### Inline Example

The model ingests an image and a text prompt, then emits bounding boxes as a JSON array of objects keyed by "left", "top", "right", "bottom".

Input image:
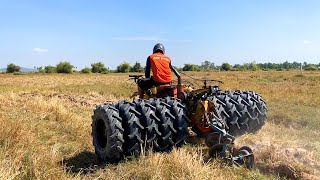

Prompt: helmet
[{"left": 153, "top": 43, "right": 165, "bottom": 54}]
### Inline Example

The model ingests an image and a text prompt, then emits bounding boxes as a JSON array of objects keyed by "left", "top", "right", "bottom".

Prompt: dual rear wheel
[
  {"left": 205, "top": 90, "right": 267, "bottom": 136},
  {"left": 91, "top": 98, "right": 189, "bottom": 163}
]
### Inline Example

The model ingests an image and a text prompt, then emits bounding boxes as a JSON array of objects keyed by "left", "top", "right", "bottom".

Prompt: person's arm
[
  {"left": 170, "top": 61, "right": 182, "bottom": 93},
  {"left": 169, "top": 62, "right": 180, "bottom": 78},
  {"left": 145, "top": 56, "right": 151, "bottom": 78}
]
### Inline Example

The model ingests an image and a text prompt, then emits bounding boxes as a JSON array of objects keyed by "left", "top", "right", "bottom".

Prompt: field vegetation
[{"left": 0, "top": 71, "right": 319, "bottom": 179}]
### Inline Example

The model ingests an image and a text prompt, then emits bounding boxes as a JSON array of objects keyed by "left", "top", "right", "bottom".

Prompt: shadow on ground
[{"left": 61, "top": 150, "right": 105, "bottom": 174}]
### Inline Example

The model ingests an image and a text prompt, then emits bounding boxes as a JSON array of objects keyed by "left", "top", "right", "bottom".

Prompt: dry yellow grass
[{"left": 0, "top": 71, "right": 319, "bottom": 179}]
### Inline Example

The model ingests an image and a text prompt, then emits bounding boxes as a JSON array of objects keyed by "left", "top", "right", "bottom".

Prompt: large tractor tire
[
  {"left": 244, "top": 90, "right": 268, "bottom": 131},
  {"left": 215, "top": 91, "right": 267, "bottom": 136},
  {"left": 163, "top": 97, "right": 189, "bottom": 147},
  {"left": 149, "top": 98, "right": 176, "bottom": 152},
  {"left": 92, "top": 104, "right": 124, "bottom": 163},
  {"left": 92, "top": 98, "right": 190, "bottom": 162},
  {"left": 133, "top": 99, "right": 161, "bottom": 150},
  {"left": 116, "top": 101, "right": 143, "bottom": 156}
]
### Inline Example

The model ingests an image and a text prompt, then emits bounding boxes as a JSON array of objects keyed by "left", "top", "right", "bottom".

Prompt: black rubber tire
[
  {"left": 205, "top": 132, "right": 221, "bottom": 147},
  {"left": 163, "top": 97, "right": 189, "bottom": 147},
  {"left": 215, "top": 92, "right": 246, "bottom": 135},
  {"left": 208, "top": 143, "right": 224, "bottom": 158},
  {"left": 215, "top": 91, "right": 267, "bottom": 136},
  {"left": 91, "top": 104, "right": 124, "bottom": 163},
  {"left": 116, "top": 101, "right": 144, "bottom": 156},
  {"left": 148, "top": 98, "right": 176, "bottom": 152},
  {"left": 133, "top": 99, "right": 161, "bottom": 150},
  {"left": 243, "top": 91, "right": 268, "bottom": 132},
  {"left": 235, "top": 146, "right": 254, "bottom": 169}
]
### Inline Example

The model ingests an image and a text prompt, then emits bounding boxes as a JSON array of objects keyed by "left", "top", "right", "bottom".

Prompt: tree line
[
  {"left": 4, "top": 61, "right": 144, "bottom": 73},
  {"left": 181, "top": 61, "right": 319, "bottom": 71},
  {"left": 4, "top": 60, "right": 320, "bottom": 74}
]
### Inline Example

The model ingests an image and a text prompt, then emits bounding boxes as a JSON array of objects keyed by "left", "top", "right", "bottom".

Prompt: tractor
[{"left": 91, "top": 71, "right": 267, "bottom": 168}]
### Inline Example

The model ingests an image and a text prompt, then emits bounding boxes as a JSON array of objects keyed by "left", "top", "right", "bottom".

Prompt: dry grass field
[{"left": 0, "top": 71, "right": 320, "bottom": 179}]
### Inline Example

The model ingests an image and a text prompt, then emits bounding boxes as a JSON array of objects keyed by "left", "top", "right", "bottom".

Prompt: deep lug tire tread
[
  {"left": 214, "top": 91, "right": 267, "bottom": 136},
  {"left": 133, "top": 99, "right": 161, "bottom": 150},
  {"left": 148, "top": 98, "right": 176, "bottom": 152},
  {"left": 163, "top": 97, "right": 189, "bottom": 147},
  {"left": 91, "top": 104, "right": 124, "bottom": 163},
  {"left": 116, "top": 101, "right": 144, "bottom": 156}
]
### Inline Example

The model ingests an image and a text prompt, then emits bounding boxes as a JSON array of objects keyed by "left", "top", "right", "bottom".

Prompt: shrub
[
  {"left": 81, "top": 67, "right": 91, "bottom": 73},
  {"left": 56, "top": 61, "right": 74, "bottom": 73},
  {"left": 131, "top": 62, "right": 144, "bottom": 72},
  {"left": 44, "top": 66, "right": 57, "bottom": 73},
  {"left": 182, "top": 64, "right": 199, "bottom": 71},
  {"left": 6, "top": 63, "right": 21, "bottom": 73},
  {"left": 233, "top": 64, "right": 242, "bottom": 71},
  {"left": 304, "top": 65, "right": 318, "bottom": 71},
  {"left": 91, "top": 62, "right": 108, "bottom": 73},
  {"left": 221, "top": 63, "right": 233, "bottom": 71},
  {"left": 117, "top": 62, "right": 132, "bottom": 73},
  {"left": 37, "top": 67, "right": 45, "bottom": 73},
  {"left": 248, "top": 63, "right": 259, "bottom": 71},
  {"left": 13, "top": 72, "right": 25, "bottom": 75}
]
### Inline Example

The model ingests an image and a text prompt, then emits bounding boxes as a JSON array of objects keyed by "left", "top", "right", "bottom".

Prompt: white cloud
[
  {"left": 33, "top": 48, "right": 48, "bottom": 53},
  {"left": 303, "top": 40, "right": 312, "bottom": 44}
]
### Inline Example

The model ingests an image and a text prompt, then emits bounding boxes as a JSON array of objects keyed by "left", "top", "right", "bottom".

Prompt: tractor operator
[
  {"left": 137, "top": 43, "right": 179, "bottom": 98},
  {"left": 138, "top": 43, "right": 196, "bottom": 136}
]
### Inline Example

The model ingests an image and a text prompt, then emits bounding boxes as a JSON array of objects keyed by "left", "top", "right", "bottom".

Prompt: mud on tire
[{"left": 91, "top": 104, "right": 124, "bottom": 163}]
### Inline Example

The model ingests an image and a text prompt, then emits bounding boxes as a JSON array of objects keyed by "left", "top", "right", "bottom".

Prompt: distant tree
[
  {"left": 200, "top": 60, "right": 215, "bottom": 70},
  {"left": 36, "top": 66, "right": 45, "bottom": 73},
  {"left": 220, "top": 63, "right": 233, "bottom": 71},
  {"left": 233, "top": 64, "right": 242, "bottom": 71},
  {"left": 117, "top": 62, "right": 132, "bottom": 73},
  {"left": 292, "top": 61, "right": 301, "bottom": 69},
  {"left": 248, "top": 62, "right": 259, "bottom": 71},
  {"left": 131, "top": 62, "right": 144, "bottom": 72},
  {"left": 6, "top": 63, "right": 21, "bottom": 73},
  {"left": 91, "top": 62, "right": 108, "bottom": 73},
  {"left": 182, "top": 64, "right": 199, "bottom": 71},
  {"left": 56, "top": 61, "right": 74, "bottom": 73},
  {"left": 173, "top": 66, "right": 182, "bottom": 71},
  {"left": 44, "top": 66, "right": 57, "bottom": 73},
  {"left": 282, "top": 61, "right": 292, "bottom": 69},
  {"left": 81, "top": 67, "right": 91, "bottom": 73}
]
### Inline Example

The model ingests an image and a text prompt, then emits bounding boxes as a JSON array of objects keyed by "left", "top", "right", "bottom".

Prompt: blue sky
[{"left": 1, "top": 0, "right": 319, "bottom": 69}]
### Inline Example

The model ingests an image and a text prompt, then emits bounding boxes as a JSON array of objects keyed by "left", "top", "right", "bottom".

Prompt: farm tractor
[{"left": 91, "top": 71, "right": 267, "bottom": 168}]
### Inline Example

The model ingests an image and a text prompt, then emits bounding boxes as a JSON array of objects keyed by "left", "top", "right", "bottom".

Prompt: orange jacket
[{"left": 145, "top": 53, "right": 172, "bottom": 83}]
